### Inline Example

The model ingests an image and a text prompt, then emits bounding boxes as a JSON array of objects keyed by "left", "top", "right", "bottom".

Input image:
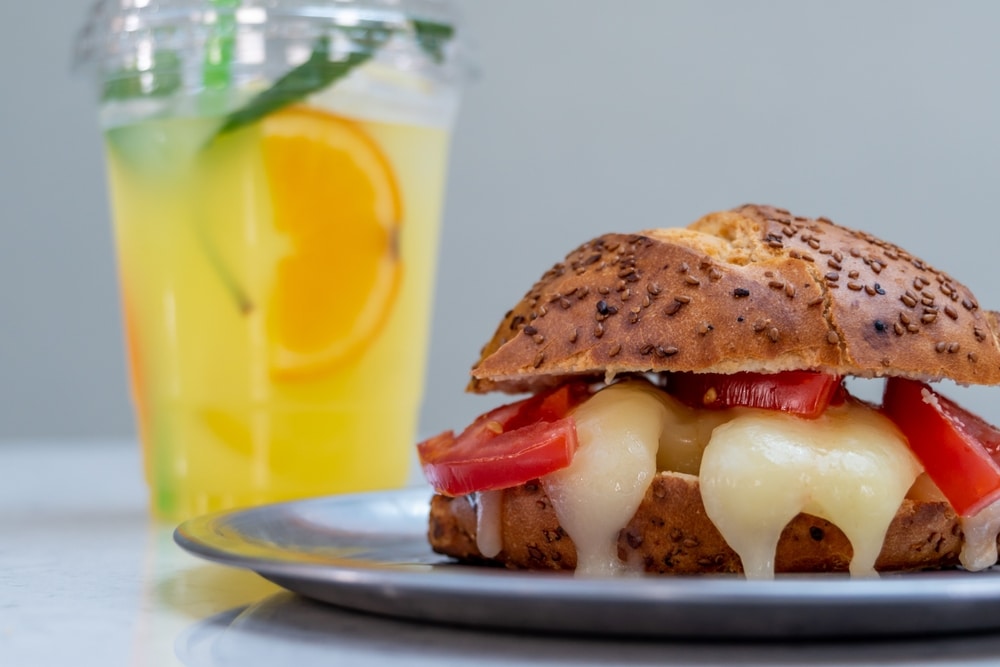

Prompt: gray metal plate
[{"left": 175, "top": 487, "right": 1000, "bottom": 639}]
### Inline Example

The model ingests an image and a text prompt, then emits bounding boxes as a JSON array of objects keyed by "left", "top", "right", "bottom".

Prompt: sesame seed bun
[{"left": 469, "top": 204, "right": 1000, "bottom": 394}]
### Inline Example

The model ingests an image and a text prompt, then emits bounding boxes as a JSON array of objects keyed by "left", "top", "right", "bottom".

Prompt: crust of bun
[
  {"left": 428, "top": 472, "right": 966, "bottom": 574},
  {"left": 469, "top": 204, "right": 1000, "bottom": 394}
]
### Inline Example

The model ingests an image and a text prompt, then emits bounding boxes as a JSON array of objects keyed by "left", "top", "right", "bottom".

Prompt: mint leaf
[
  {"left": 413, "top": 20, "right": 455, "bottom": 65},
  {"left": 102, "top": 50, "right": 182, "bottom": 101},
  {"left": 213, "top": 36, "right": 371, "bottom": 138}
]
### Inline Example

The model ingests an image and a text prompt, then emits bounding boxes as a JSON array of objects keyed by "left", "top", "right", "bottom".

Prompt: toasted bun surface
[
  {"left": 470, "top": 204, "right": 1000, "bottom": 394},
  {"left": 428, "top": 473, "right": 964, "bottom": 574}
]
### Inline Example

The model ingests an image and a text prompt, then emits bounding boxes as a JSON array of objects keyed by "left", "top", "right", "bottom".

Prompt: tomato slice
[
  {"left": 417, "top": 382, "right": 591, "bottom": 496},
  {"left": 665, "top": 371, "right": 843, "bottom": 419},
  {"left": 882, "top": 377, "right": 1000, "bottom": 517}
]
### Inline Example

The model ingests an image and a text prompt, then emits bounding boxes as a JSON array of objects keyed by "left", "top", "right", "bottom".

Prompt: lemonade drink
[{"left": 82, "top": 3, "right": 464, "bottom": 521}]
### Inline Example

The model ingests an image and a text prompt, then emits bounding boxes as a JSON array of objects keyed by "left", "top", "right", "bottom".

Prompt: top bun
[{"left": 470, "top": 204, "right": 1000, "bottom": 394}]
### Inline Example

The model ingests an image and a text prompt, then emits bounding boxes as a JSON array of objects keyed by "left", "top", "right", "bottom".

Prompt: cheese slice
[
  {"left": 699, "top": 403, "right": 923, "bottom": 579},
  {"left": 542, "top": 380, "right": 666, "bottom": 576}
]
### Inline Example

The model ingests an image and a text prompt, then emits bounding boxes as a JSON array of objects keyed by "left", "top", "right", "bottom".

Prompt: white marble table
[{"left": 6, "top": 438, "right": 1000, "bottom": 666}]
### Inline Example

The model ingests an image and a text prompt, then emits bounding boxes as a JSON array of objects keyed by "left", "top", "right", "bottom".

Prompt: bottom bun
[{"left": 428, "top": 471, "right": 966, "bottom": 574}]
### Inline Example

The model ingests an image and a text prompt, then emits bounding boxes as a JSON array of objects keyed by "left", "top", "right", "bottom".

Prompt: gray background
[{"left": 2, "top": 0, "right": 999, "bottom": 443}]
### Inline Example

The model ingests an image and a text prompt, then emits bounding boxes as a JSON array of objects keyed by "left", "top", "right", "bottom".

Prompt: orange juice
[{"left": 104, "top": 102, "right": 452, "bottom": 520}]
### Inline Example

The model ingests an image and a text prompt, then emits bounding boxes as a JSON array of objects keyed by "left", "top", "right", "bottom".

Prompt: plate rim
[{"left": 173, "top": 486, "right": 1000, "bottom": 639}]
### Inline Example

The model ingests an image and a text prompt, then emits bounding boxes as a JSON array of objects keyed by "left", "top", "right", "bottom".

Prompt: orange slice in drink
[{"left": 261, "top": 106, "right": 402, "bottom": 380}]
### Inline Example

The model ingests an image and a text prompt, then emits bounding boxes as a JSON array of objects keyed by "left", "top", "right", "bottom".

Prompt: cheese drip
[
  {"left": 959, "top": 498, "right": 1000, "bottom": 571},
  {"left": 699, "top": 403, "right": 923, "bottom": 579},
  {"left": 475, "top": 489, "right": 504, "bottom": 558},
  {"left": 542, "top": 381, "right": 665, "bottom": 576}
]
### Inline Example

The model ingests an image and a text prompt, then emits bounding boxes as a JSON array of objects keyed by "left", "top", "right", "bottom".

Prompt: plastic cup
[{"left": 75, "top": 0, "right": 466, "bottom": 521}]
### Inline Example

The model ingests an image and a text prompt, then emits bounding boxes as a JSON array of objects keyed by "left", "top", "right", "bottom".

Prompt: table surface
[{"left": 7, "top": 439, "right": 1000, "bottom": 667}]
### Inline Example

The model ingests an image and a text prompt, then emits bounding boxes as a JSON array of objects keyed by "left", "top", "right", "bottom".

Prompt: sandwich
[{"left": 417, "top": 204, "right": 1000, "bottom": 578}]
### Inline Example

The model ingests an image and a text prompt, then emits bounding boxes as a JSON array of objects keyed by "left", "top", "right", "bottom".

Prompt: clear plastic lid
[{"left": 74, "top": 0, "right": 467, "bottom": 123}]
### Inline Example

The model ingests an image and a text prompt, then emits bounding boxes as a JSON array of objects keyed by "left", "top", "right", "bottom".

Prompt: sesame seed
[
  {"left": 900, "top": 312, "right": 911, "bottom": 325},
  {"left": 608, "top": 342, "right": 622, "bottom": 357},
  {"left": 807, "top": 296, "right": 824, "bottom": 307},
  {"left": 833, "top": 251, "right": 844, "bottom": 262},
  {"left": 828, "top": 259, "right": 842, "bottom": 271},
  {"left": 808, "top": 238, "right": 821, "bottom": 250},
  {"left": 768, "top": 279, "right": 785, "bottom": 289},
  {"left": 848, "top": 282, "right": 863, "bottom": 291},
  {"left": 785, "top": 283, "right": 796, "bottom": 298},
  {"left": 569, "top": 327, "right": 579, "bottom": 343},
  {"left": 647, "top": 282, "right": 662, "bottom": 296},
  {"left": 789, "top": 250, "right": 801, "bottom": 259},
  {"left": 825, "top": 271, "right": 840, "bottom": 282},
  {"left": 801, "top": 253, "right": 815, "bottom": 262},
  {"left": 523, "top": 325, "right": 538, "bottom": 336},
  {"left": 675, "top": 295, "right": 692, "bottom": 304},
  {"left": 709, "top": 268, "right": 723, "bottom": 281},
  {"left": 907, "top": 324, "right": 920, "bottom": 333},
  {"left": 486, "top": 420, "right": 504, "bottom": 434},
  {"left": 949, "top": 342, "right": 961, "bottom": 353},
  {"left": 640, "top": 344, "right": 654, "bottom": 355},
  {"left": 598, "top": 286, "right": 610, "bottom": 295},
  {"left": 974, "top": 326, "right": 986, "bottom": 342},
  {"left": 659, "top": 345, "right": 679, "bottom": 357},
  {"left": 848, "top": 270, "right": 860, "bottom": 279},
  {"left": 894, "top": 322, "right": 905, "bottom": 335},
  {"left": 827, "top": 330, "right": 839, "bottom": 344},
  {"left": 945, "top": 305, "right": 958, "bottom": 320},
  {"left": 664, "top": 300, "right": 683, "bottom": 316},
  {"left": 679, "top": 262, "right": 690, "bottom": 273},
  {"left": 969, "top": 352, "right": 979, "bottom": 363},
  {"left": 935, "top": 341, "right": 947, "bottom": 353},
  {"left": 559, "top": 297, "right": 572, "bottom": 309},
  {"left": 684, "top": 275, "right": 702, "bottom": 286},
  {"left": 963, "top": 298, "right": 978, "bottom": 311},
  {"left": 698, "top": 322, "right": 714, "bottom": 335},
  {"left": 865, "top": 285, "right": 876, "bottom": 295},
  {"left": 594, "top": 322, "right": 605, "bottom": 338},
  {"left": 533, "top": 352, "right": 545, "bottom": 367},
  {"left": 901, "top": 294, "right": 918, "bottom": 308},
  {"left": 769, "top": 328, "right": 780, "bottom": 342}
]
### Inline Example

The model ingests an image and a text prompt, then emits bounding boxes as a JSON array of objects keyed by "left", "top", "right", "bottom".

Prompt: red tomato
[
  {"left": 882, "top": 377, "right": 1000, "bottom": 517},
  {"left": 417, "top": 382, "right": 591, "bottom": 496},
  {"left": 665, "top": 371, "right": 843, "bottom": 419}
]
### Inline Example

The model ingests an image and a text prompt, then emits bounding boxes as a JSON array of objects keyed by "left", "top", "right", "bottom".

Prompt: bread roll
[{"left": 470, "top": 204, "right": 1000, "bottom": 393}]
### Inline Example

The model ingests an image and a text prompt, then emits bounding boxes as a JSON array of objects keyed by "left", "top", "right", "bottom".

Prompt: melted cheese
[
  {"left": 541, "top": 381, "right": 666, "bottom": 576},
  {"left": 699, "top": 403, "right": 923, "bottom": 579},
  {"left": 475, "top": 489, "right": 504, "bottom": 558},
  {"left": 960, "top": 498, "right": 1000, "bottom": 571}
]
